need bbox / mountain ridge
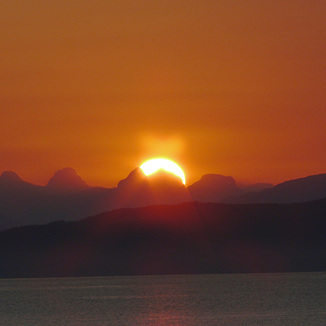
[46,167,90,191]
[1,168,326,230]
[227,173,326,204]
[0,200,325,278]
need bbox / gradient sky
[1,1,326,187]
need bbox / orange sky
[1,1,326,187]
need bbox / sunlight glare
[140,158,186,185]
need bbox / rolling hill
[0,200,325,278]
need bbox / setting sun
[140,158,186,185]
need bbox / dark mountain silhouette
[188,174,243,202]
[115,168,191,208]
[0,171,39,191]
[228,173,326,204]
[239,182,274,193]
[0,171,25,185]
[0,171,43,230]
[46,167,89,191]
[0,167,191,230]
[1,169,326,230]
[0,169,116,230]
[0,200,325,278]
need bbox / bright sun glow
[140,158,186,185]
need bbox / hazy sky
[1,1,326,187]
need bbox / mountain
[239,183,274,193]
[0,167,191,230]
[1,169,326,230]
[115,168,191,208]
[0,171,38,191]
[0,169,116,230]
[188,174,243,202]
[46,167,89,191]
[0,171,43,230]
[0,200,325,278]
[0,171,24,185]
[228,173,326,204]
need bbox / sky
[1,0,326,187]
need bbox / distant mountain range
[0,168,116,230]
[0,200,325,278]
[1,167,326,230]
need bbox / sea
[0,272,325,325]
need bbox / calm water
[0,273,325,325]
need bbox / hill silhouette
[0,169,116,230]
[46,167,89,191]
[239,182,273,193]
[1,169,326,230]
[0,200,325,278]
[228,173,326,203]
[188,174,243,202]
[115,168,191,208]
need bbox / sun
[140,158,186,185]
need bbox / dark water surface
[0,272,325,325]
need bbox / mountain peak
[115,167,190,208]
[189,174,238,191]
[188,174,242,202]
[199,174,236,185]
[228,173,326,204]
[47,168,89,191]
[0,171,22,184]
[117,168,146,189]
